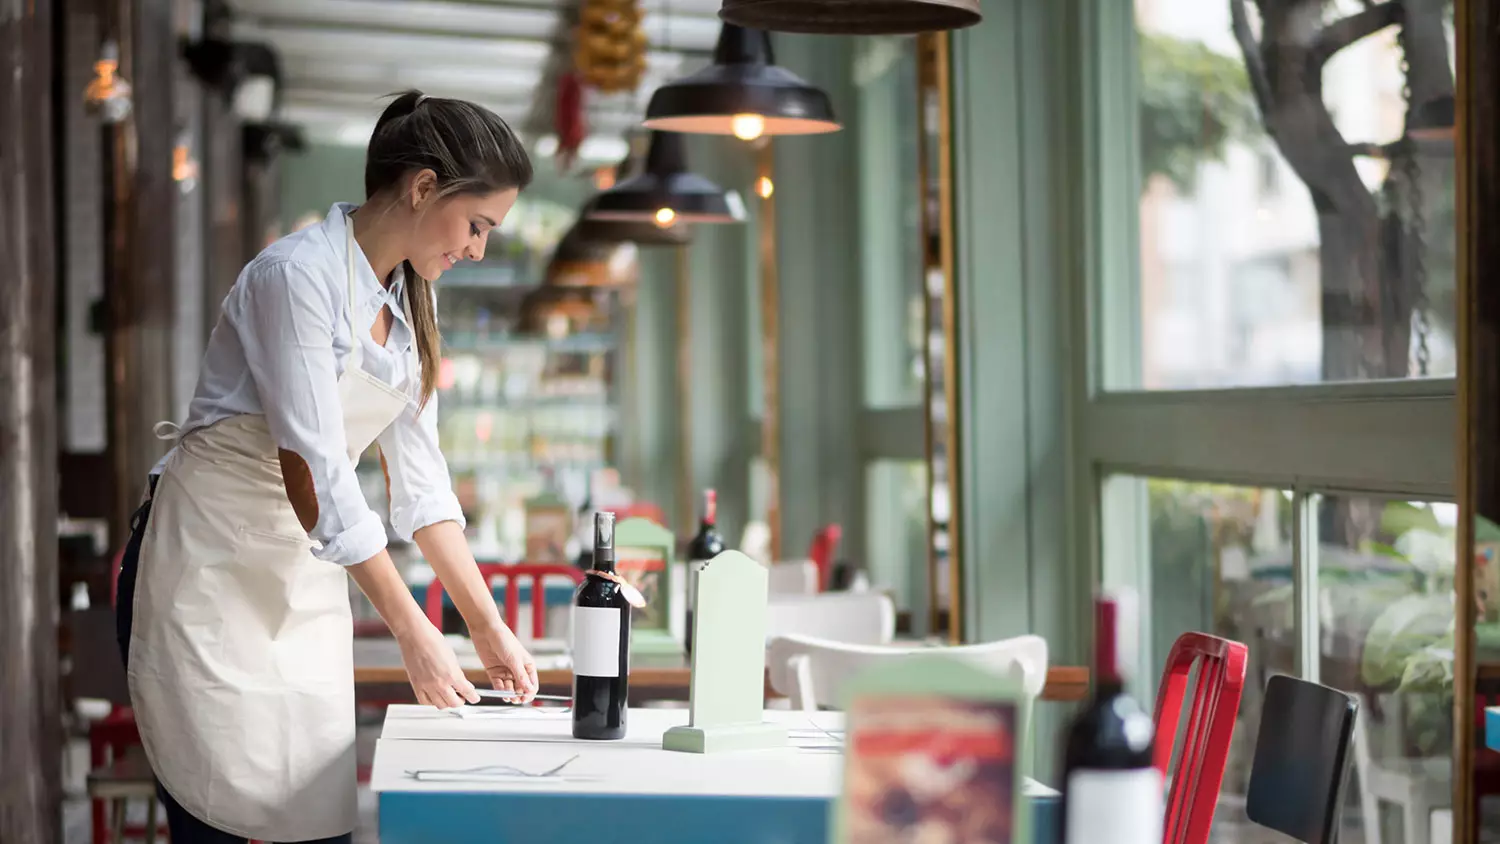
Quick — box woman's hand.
[472,623,540,703]
[396,620,480,709]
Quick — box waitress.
[114,90,538,844]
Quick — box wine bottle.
[571,511,631,740]
[1060,590,1162,844]
[683,489,726,656]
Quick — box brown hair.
[365,89,533,406]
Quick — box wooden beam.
[0,0,62,836]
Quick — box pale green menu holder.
[662,550,788,753]
[828,653,1032,844]
[613,516,679,655]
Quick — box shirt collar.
[327,202,409,322]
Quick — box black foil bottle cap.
[594,511,617,566]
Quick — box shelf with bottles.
[439,403,611,461]
[439,348,612,404]
[450,465,600,564]
[441,331,617,356]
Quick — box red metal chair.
[807,524,843,592]
[424,563,586,640]
[1152,631,1249,844]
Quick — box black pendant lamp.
[1407,94,1455,142]
[643,24,839,139]
[519,285,605,338]
[587,130,745,227]
[544,225,637,287]
[718,0,980,35]
[574,194,691,245]
[574,138,692,245]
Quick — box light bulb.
[83,41,133,124]
[731,113,766,141]
[654,207,676,228]
[757,176,774,199]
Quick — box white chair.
[766,592,896,646]
[766,559,819,595]
[765,633,1049,712]
[1350,694,1451,844]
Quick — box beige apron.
[127,218,413,841]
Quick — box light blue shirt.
[164,202,464,566]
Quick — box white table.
[372,705,1059,844]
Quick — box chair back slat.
[425,563,586,639]
[1151,631,1248,844]
[1245,675,1358,844]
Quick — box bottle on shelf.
[1059,589,1162,844]
[571,511,631,740]
[683,489,726,656]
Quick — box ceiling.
[226,0,726,162]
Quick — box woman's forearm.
[347,549,429,639]
[413,520,507,635]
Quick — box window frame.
[1078,0,1458,697]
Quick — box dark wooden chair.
[1245,674,1360,844]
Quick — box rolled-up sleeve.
[377,386,465,542]
[234,259,388,567]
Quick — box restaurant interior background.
[5,0,1500,841]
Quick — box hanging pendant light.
[643,24,839,139]
[718,0,980,35]
[573,136,692,245]
[518,285,607,338]
[545,225,639,287]
[587,130,746,226]
[1406,94,1455,142]
[83,40,133,124]
[575,194,691,245]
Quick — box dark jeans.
[115,477,354,844]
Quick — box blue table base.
[378,791,1059,844]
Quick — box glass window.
[1125,0,1456,389]
[1111,479,1458,843]
[1314,494,1454,844]
[1111,477,1293,838]
[857,37,925,408]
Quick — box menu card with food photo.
[832,655,1033,844]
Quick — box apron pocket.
[206,526,350,686]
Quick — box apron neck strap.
[345,215,364,371]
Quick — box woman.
[114,90,537,844]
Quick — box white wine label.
[572,605,623,678]
[1064,768,1163,844]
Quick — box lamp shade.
[643,24,839,138]
[718,0,981,34]
[574,195,692,245]
[1407,94,1455,142]
[518,285,605,336]
[587,130,745,225]
[545,225,639,287]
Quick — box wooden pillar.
[203,93,243,315]
[0,0,63,838]
[128,0,177,496]
[1456,0,1499,839]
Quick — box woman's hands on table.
[473,623,540,703]
[411,521,541,705]
[347,546,479,710]
[396,619,481,709]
